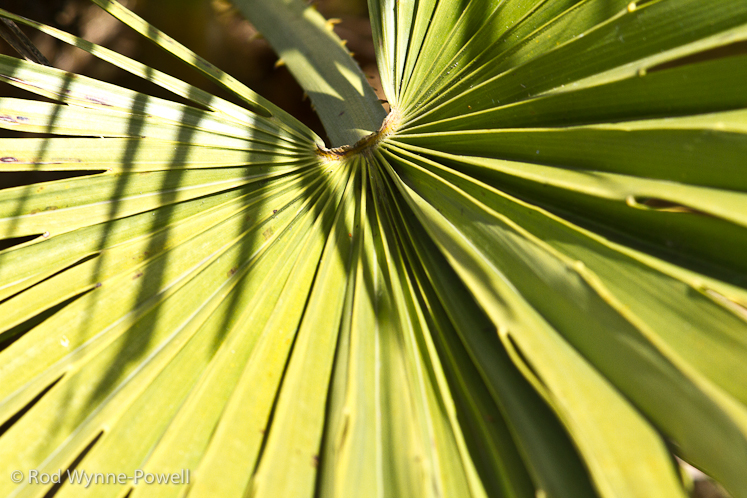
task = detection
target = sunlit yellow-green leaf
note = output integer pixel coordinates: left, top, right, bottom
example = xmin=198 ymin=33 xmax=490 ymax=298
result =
xmin=1 ymin=1 xmax=746 ymax=497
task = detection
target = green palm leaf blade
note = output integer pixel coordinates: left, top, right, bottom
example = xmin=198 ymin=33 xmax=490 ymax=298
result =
xmin=359 ymin=164 xmax=483 ymax=498
xmin=394 ymin=0 xmax=504 ymax=102
xmin=368 ymin=156 xmax=598 ymax=498
xmin=378 ymin=149 xmax=691 ymax=498
xmin=1 ymin=0 xmax=746 ymax=497
xmin=0 ymin=165 xmax=344 ymax=497
xmin=0 ymin=98 xmax=306 ymax=151
xmin=0 ymin=173 xmax=305 ymax=302
xmin=229 ymin=0 xmax=386 ymax=147
xmin=367 ymin=0 xmax=398 ymax=105
xmin=318 ymin=162 xmax=504 ymax=497
xmin=0 ymin=55 xmax=304 ymax=145
xmin=382 ymin=142 xmax=746 ymax=464
xmin=42 ymin=167 xmax=352 ymax=498
xmin=0 ymin=165 xmax=314 ymax=239
xmin=397 ymin=0 xmax=541 ymax=108
xmin=0 ymin=137 xmax=305 ymax=172
xmin=0 ymin=171 xmax=318 ymax=335
xmin=398 ymin=0 xmax=584 ymax=109
xmin=85 ymin=0 xmax=319 ymax=143
xmin=404 ymin=51 xmax=747 ymax=133
xmin=392 ymin=115 xmax=747 ymax=279
xmin=405 ymin=0 xmax=747 ymax=125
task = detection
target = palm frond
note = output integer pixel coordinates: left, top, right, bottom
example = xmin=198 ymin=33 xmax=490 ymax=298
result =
xmin=1 ymin=1 xmax=746 ymax=498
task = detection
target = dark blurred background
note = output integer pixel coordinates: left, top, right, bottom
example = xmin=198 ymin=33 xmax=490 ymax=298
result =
xmin=0 ymin=0 xmax=382 ymax=143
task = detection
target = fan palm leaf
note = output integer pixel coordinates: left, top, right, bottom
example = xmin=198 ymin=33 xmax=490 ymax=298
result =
xmin=0 ymin=1 xmax=746 ymax=497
